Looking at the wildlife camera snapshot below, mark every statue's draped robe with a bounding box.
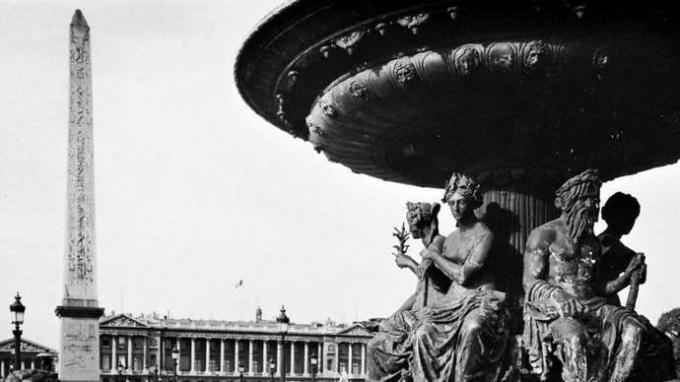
[411,289,508,382]
[524,281,676,382]
[367,234,509,382]
[367,236,448,382]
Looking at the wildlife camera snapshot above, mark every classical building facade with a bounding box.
[99,310,373,382]
[0,338,58,377]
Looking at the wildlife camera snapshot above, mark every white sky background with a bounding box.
[0,0,679,350]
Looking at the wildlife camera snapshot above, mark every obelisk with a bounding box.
[55,10,104,382]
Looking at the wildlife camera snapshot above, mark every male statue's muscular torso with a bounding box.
[527,219,603,301]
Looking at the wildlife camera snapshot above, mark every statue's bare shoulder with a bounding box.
[526,219,560,252]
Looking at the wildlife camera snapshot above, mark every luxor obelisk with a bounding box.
[55,10,104,382]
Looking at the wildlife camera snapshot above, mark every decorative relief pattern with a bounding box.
[334,30,366,55]
[521,40,550,73]
[453,45,482,76]
[318,97,338,118]
[393,58,418,85]
[306,117,326,137]
[396,12,430,35]
[487,43,515,74]
[275,93,291,129]
[348,80,369,100]
[102,315,148,328]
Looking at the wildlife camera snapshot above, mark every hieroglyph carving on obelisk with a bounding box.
[65,9,96,302]
[56,10,104,382]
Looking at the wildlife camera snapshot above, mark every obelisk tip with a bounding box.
[71,9,89,28]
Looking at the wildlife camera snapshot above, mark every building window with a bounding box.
[164,338,176,371]
[133,337,145,371]
[209,339,220,372]
[101,354,112,371]
[179,338,191,372]
[195,338,206,372]
[116,337,128,369]
[101,335,113,370]
[351,343,362,375]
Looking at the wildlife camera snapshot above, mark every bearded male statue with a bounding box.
[522,169,676,382]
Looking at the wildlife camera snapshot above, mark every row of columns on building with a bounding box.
[110,335,146,371]
[108,336,367,376]
[0,360,36,377]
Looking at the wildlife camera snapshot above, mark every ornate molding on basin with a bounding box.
[235,0,680,188]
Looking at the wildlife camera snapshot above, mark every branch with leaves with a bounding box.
[392,223,410,256]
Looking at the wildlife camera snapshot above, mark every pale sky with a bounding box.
[1,0,679,350]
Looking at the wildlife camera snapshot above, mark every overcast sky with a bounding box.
[1,0,679,350]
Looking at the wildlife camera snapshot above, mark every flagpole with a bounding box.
[235,280,244,321]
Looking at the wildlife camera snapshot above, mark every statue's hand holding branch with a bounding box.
[391,224,417,273]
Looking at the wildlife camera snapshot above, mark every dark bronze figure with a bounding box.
[522,170,676,382]
[367,201,447,382]
[410,173,509,382]
[368,173,509,382]
[597,192,646,308]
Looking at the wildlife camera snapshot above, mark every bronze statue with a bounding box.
[597,192,646,308]
[410,173,509,382]
[523,169,676,382]
[367,201,447,382]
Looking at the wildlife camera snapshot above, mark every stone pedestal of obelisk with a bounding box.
[55,10,104,382]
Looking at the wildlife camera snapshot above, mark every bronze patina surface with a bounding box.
[235,0,680,189]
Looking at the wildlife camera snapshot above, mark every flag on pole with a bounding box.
[235,279,243,289]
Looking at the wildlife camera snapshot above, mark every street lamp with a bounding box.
[9,293,25,371]
[276,306,289,382]
[171,346,180,382]
[310,354,318,382]
[238,363,244,382]
[117,363,124,382]
[268,358,276,382]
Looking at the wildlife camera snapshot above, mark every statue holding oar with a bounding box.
[597,192,647,309]
[523,171,676,382]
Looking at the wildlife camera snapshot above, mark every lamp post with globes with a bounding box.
[238,363,245,382]
[9,293,25,371]
[276,307,289,382]
[117,363,124,382]
[310,354,318,382]
[309,354,319,382]
[268,359,276,382]
[171,346,180,382]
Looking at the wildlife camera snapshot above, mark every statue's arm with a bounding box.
[600,251,645,294]
[427,232,493,286]
[393,252,420,276]
[523,229,550,292]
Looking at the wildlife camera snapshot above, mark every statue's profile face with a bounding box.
[446,192,473,222]
[409,224,424,239]
[406,215,425,239]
